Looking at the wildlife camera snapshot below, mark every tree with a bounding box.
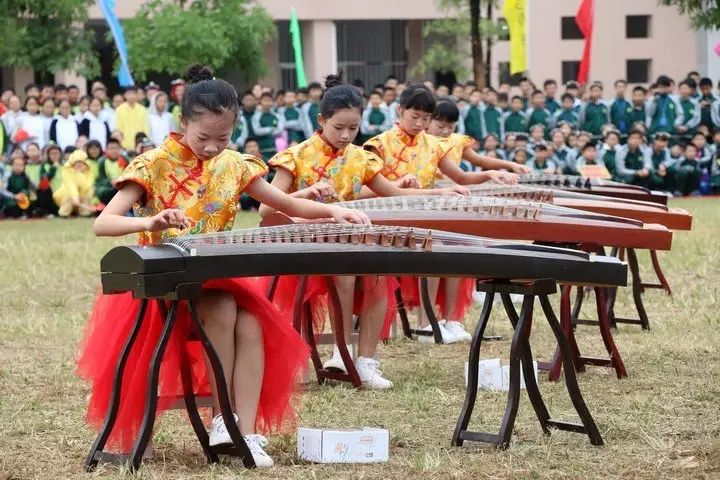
[413,0,503,88]
[659,0,720,29]
[123,0,275,82]
[0,0,99,78]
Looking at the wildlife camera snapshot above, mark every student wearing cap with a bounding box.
[526,91,552,138]
[649,131,676,190]
[579,82,610,138]
[616,129,653,187]
[609,80,634,136]
[552,94,580,129]
[528,142,557,173]
[502,96,529,134]
[647,75,684,136]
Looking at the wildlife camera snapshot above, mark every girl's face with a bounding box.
[694,136,706,148]
[514,152,528,164]
[87,145,101,159]
[42,100,55,116]
[59,101,72,118]
[89,98,102,116]
[606,134,619,148]
[112,94,124,108]
[181,110,235,161]
[79,98,90,112]
[12,158,25,174]
[505,136,516,150]
[318,108,361,150]
[155,94,168,112]
[48,149,62,163]
[8,95,21,111]
[427,118,455,138]
[26,98,39,114]
[74,161,88,172]
[552,132,565,145]
[398,107,431,136]
[27,145,41,161]
[531,129,543,141]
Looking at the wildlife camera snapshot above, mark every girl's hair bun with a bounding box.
[324,72,344,90]
[184,64,214,84]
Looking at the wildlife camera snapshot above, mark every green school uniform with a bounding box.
[581,101,609,137]
[554,109,580,128]
[256,111,280,160]
[545,97,560,114]
[284,106,305,143]
[527,108,551,136]
[650,148,674,191]
[482,106,503,138]
[242,109,256,140]
[674,158,701,195]
[95,156,126,204]
[610,98,633,135]
[648,94,679,135]
[678,97,698,138]
[464,105,483,142]
[631,105,646,126]
[503,111,527,133]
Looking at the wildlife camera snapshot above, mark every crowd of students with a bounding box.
[2,70,720,219]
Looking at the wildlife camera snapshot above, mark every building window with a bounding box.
[626,15,650,38]
[498,62,523,86]
[497,17,510,41]
[276,20,297,90]
[626,59,651,83]
[561,17,584,40]
[561,61,581,84]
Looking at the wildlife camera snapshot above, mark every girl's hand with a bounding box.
[443,184,470,196]
[393,174,420,189]
[305,181,337,201]
[330,206,371,225]
[143,209,190,231]
[510,163,531,174]
[488,170,519,184]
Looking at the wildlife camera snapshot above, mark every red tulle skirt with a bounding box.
[267,275,399,339]
[398,277,475,321]
[76,277,310,452]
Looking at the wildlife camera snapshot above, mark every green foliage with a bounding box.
[413,0,501,80]
[659,0,720,29]
[123,0,276,82]
[0,0,99,77]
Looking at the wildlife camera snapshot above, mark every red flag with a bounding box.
[575,0,594,84]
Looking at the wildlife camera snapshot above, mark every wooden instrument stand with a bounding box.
[85,284,257,473]
[453,279,603,449]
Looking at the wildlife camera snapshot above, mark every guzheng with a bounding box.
[100,223,628,299]
[516,173,670,205]
[463,183,692,231]
[262,196,673,251]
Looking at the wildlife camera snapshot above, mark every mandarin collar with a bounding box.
[391,123,418,146]
[163,132,201,168]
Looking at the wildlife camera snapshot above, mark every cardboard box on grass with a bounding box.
[464,358,538,391]
[297,427,389,463]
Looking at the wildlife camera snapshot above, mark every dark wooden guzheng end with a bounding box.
[89,225,627,471]
[515,173,670,205]
[464,183,693,231]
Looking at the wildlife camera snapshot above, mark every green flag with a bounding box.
[289,7,308,88]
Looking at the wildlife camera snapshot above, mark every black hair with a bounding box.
[699,77,713,87]
[79,94,93,104]
[543,79,557,87]
[46,143,62,154]
[308,82,323,91]
[319,73,363,118]
[23,95,39,109]
[55,84,68,92]
[628,129,644,138]
[561,93,574,102]
[692,131,706,138]
[684,142,697,151]
[352,78,365,89]
[135,132,148,144]
[385,74,398,82]
[26,141,40,150]
[63,146,76,154]
[24,83,38,93]
[57,98,72,108]
[42,97,55,105]
[633,86,647,94]
[122,86,137,94]
[276,89,286,96]
[614,79,627,87]
[604,130,620,140]
[297,87,309,95]
[383,86,396,93]
[106,137,121,147]
[687,71,700,77]
[68,84,79,90]
[656,75,673,87]
[244,138,259,146]
[649,83,658,90]
[510,95,523,102]
[368,90,382,98]
[85,140,103,158]
[260,92,273,100]
[181,64,239,120]
[497,92,508,103]
[679,78,696,89]
[531,90,543,97]
[433,97,460,123]
[398,83,436,114]
[581,142,596,152]
[589,81,603,90]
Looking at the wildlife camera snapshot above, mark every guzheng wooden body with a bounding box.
[100,224,628,299]
[262,196,673,251]
[464,183,692,231]
[516,174,670,205]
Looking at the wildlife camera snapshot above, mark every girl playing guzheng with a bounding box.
[363,84,516,343]
[77,65,368,468]
[260,74,464,389]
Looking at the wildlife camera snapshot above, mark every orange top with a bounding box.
[117,132,267,244]
[269,132,383,202]
[363,124,450,188]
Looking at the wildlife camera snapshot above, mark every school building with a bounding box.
[2,0,718,94]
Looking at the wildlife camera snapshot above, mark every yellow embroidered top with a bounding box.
[116,132,267,245]
[440,133,475,166]
[363,124,450,188]
[269,132,383,202]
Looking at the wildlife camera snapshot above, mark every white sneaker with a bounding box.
[444,321,472,342]
[355,357,393,390]
[243,434,275,468]
[208,413,238,447]
[416,321,462,344]
[322,346,348,373]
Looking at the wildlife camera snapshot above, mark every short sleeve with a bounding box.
[268,150,297,175]
[115,155,153,200]
[237,154,269,191]
[361,149,384,184]
[363,135,385,158]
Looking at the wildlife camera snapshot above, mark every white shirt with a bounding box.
[17,112,47,149]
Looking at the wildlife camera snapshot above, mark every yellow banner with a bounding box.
[503,0,527,74]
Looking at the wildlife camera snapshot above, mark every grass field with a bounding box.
[1,198,719,479]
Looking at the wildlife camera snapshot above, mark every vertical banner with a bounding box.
[290,7,308,89]
[503,0,527,74]
[98,0,134,87]
[575,0,594,84]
